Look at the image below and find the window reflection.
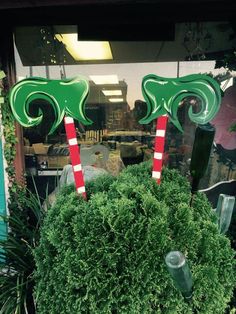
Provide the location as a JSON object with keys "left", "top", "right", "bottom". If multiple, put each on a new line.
{"left": 14, "top": 41, "right": 236, "bottom": 202}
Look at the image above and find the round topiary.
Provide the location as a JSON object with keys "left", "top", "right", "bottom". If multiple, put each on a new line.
{"left": 34, "top": 162, "right": 235, "bottom": 314}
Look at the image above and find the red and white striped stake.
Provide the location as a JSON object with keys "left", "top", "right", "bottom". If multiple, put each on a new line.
{"left": 152, "top": 115, "right": 168, "bottom": 184}
{"left": 64, "top": 116, "right": 86, "bottom": 199}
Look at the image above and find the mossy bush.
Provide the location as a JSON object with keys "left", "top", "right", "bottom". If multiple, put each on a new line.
{"left": 226, "top": 211, "right": 236, "bottom": 313}
{"left": 34, "top": 162, "right": 235, "bottom": 314}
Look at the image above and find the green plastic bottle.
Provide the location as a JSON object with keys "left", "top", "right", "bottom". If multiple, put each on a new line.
{"left": 165, "top": 251, "right": 193, "bottom": 299}
{"left": 216, "top": 194, "right": 235, "bottom": 234}
{"left": 190, "top": 123, "right": 215, "bottom": 193}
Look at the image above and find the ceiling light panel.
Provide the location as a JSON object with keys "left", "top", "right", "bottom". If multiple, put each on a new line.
{"left": 109, "top": 98, "right": 124, "bottom": 102}
{"left": 55, "top": 33, "right": 113, "bottom": 61}
{"left": 102, "top": 90, "right": 122, "bottom": 96}
{"left": 90, "top": 75, "right": 119, "bottom": 85}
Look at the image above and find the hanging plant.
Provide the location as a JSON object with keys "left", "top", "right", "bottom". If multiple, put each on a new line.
{"left": 1, "top": 78, "right": 29, "bottom": 208}
{"left": 1, "top": 89, "right": 18, "bottom": 191}
{"left": 215, "top": 49, "right": 236, "bottom": 72}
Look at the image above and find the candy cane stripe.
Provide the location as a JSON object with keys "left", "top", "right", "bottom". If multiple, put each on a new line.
{"left": 152, "top": 115, "right": 168, "bottom": 185}
{"left": 64, "top": 116, "right": 86, "bottom": 199}
{"left": 74, "top": 170, "right": 85, "bottom": 185}
{"left": 73, "top": 164, "right": 82, "bottom": 172}
{"left": 65, "top": 123, "right": 77, "bottom": 138}
{"left": 152, "top": 171, "right": 161, "bottom": 179}
{"left": 154, "top": 152, "right": 163, "bottom": 160}
{"left": 70, "top": 147, "right": 81, "bottom": 165}
{"left": 68, "top": 138, "right": 78, "bottom": 146}
{"left": 156, "top": 130, "right": 165, "bottom": 137}
{"left": 77, "top": 186, "right": 86, "bottom": 193}
{"left": 64, "top": 116, "right": 74, "bottom": 124}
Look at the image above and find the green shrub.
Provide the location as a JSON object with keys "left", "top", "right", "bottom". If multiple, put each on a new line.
{"left": 226, "top": 211, "right": 236, "bottom": 313}
{"left": 0, "top": 189, "right": 44, "bottom": 314}
{"left": 34, "top": 162, "right": 235, "bottom": 314}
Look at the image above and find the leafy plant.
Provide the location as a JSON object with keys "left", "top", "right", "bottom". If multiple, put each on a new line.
{"left": 34, "top": 162, "right": 235, "bottom": 314}
{"left": 0, "top": 189, "right": 44, "bottom": 314}
{"left": 215, "top": 50, "right": 236, "bottom": 71}
{"left": 0, "top": 69, "right": 45, "bottom": 314}
{"left": 226, "top": 211, "right": 236, "bottom": 313}
{"left": 1, "top": 93, "right": 18, "bottom": 188}
{"left": 229, "top": 123, "right": 236, "bottom": 132}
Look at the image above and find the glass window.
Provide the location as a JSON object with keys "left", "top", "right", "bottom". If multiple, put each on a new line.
{"left": 13, "top": 23, "right": 236, "bottom": 203}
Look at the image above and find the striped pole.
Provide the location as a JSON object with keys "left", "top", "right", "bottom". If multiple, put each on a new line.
{"left": 152, "top": 115, "right": 168, "bottom": 184}
{"left": 64, "top": 116, "right": 86, "bottom": 199}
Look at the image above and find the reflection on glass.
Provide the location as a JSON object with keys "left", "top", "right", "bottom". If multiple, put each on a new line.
{"left": 216, "top": 194, "right": 235, "bottom": 234}
{"left": 190, "top": 123, "right": 215, "bottom": 193}
{"left": 165, "top": 251, "right": 193, "bottom": 299}
{"left": 14, "top": 27, "right": 236, "bottom": 205}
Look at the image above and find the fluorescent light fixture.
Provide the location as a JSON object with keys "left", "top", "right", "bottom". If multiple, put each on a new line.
{"left": 55, "top": 33, "right": 113, "bottom": 61}
{"left": 90, "top": 75, "right": 119, "bottom": 85}
{"left": 17, "top": 76, "right": 26, "bottom": 81}
{"left": 102, "top": 90, "right": 122, "bottom": 96}
{"left": 109, "top": 98, "right": 124, "bottom": 102}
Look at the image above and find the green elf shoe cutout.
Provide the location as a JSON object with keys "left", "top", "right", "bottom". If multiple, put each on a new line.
{"left": 139, "top": 74, "right": 221, "bottom": 185}
{"left": 9, "top": 76, "right": 92, "bottom": 135}
{"left": 9, "top": 76, "right": 93, "bottom": 199}
{"left": 140, "top": 74, "right": 221, "bottom": 132}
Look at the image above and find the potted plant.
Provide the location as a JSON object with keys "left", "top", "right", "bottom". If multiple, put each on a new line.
{"left": 34, "top": 162, "right": 235, "bottom": 313}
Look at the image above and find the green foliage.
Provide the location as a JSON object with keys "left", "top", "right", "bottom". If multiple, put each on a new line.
{"left": 34, "top": 162, "right": 235, "bottom": 314}
{"left": 215, "top": 50, "right": 236, "bottom": 71}
{"left": 228, "top": 211, "right": 236, "bottom": 251}
{"left": 1, "top": 92, "right": 28, "bottom": 208}
{"left": 86, "top": 173, "right": 116, "bottom": 198}
{"left": 226, "top": 211, "right": 236, "bottom": 313}
{"left": 0, "top": 73, "right": 42, "bottom": 314}
{"left": 229, "top": 123, "right": 236, "bottom": 132}
{"left": 0, "top": 189, "right": 44, "bottom": 314}
{"left": 1, "top": 94, "right": 18, "bottom": 186}
{"left": 0, "top": 73, "right": 45, "bottom": 314}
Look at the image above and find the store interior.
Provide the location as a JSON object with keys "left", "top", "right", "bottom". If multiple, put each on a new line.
{"left": 13, "top": 22, "right": 236, "bottom": 200}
